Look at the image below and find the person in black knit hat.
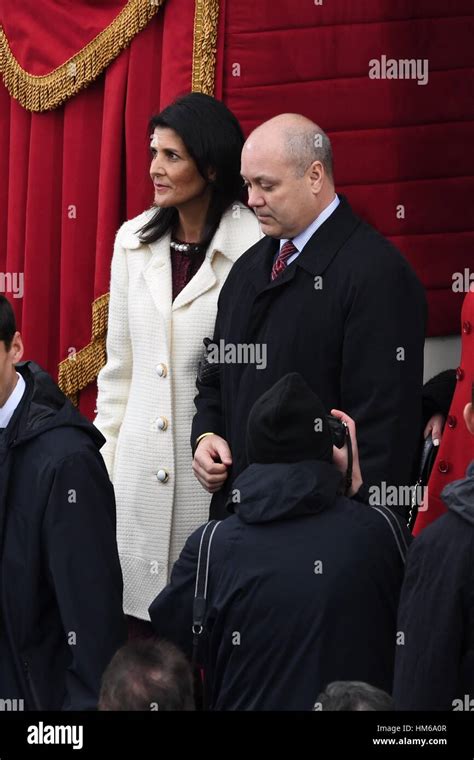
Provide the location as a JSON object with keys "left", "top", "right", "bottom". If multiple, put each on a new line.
{"left": 246, "top": 372, "right": 334, "bottom": 465}
{"left": 149, "top": 372, "right": 410, "bottom": 710}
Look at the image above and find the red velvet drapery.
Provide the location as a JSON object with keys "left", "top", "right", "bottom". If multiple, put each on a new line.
{"left": 0, "top": 0, "right": 197, "bottom": 417}
{"left": 218, "top": 0, "right": 474, "bottom": 337}
{"left": 2, "top": 1, "right": 145, "bottom": 74}
{"left": 1, "top": 0, "right": 472, "bottom": 417}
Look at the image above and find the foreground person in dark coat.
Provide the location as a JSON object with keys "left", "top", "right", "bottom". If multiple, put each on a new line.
{"left": 150, "top": 373, "right": 409, "bottom": 710}
{"left": 393, "top": 389, "right": 474, "bottom": 711}
{"left": 192, "top": 114, "right": 426, "bottom": 520}
{"left": 0, "top": 296, "right": 126, "bottom": 710}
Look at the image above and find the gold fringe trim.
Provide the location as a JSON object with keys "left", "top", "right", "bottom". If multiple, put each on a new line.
{"left": 192, "top": 0, "right": 220, "bottom": 95}
{"left": 0, "top": 0, "right": 163, "bottom": 112}
{"left": 58, "top": 294, "right": 110, "bottom": 406}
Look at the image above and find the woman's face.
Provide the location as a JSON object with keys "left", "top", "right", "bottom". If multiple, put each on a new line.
{"left": 149, "top": 127, "right": 209, "bottom": 209}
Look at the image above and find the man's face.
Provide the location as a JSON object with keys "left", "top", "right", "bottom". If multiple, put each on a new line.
{"left": 0, "top": 333, "right": 23, "bottom": 407}
{"left": 241, "top": 139, "right": 317, "bottom": 239}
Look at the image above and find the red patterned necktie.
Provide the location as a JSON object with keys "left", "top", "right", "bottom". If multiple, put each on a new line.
{"left": 271, "top": 240, "right": 298, "bottom": 281}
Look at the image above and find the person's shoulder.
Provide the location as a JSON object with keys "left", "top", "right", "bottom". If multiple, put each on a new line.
{"left": 220, "top": 222, "right": 268, "bottom": 279}
{"left": 413, "top": 511, "right": 473, "bottom": 554}
{"left": 334, "top": 199, "right": 406, "bottom": 266}
{"left": 220, "top": 201, "right": 260, "bottom": 233}
{"left": 347, "top": 215, "right": 419, "bottom": 279}
{"left": 231, "top": 238, "right": 265, "bottom": 272}
{"left": 212, "top": 202, "right": 262, "bottom": 265}
{"left": 403, "top": 512, "right": 473, "bottom": 591}
{"left": 340, "top": 222, "right": 424, "bottom": 305}
{"left": 31, "top": 423, "right": 102, "bottom": 463}
{"left": 346, "top": 216, "right": 396, "bottom": 259}
{"left": 115, "top": 208, "right": 155, "bottom": 250}
{"left": 336, "top": 497, "right": 410, "bottom": 557}
{"left": 183, "top": 517, "right": 235, "bottom": 561}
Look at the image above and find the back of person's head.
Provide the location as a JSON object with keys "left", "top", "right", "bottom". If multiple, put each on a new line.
{"left": 246, "top": 372, "right": 333, "bottom": 465}
{"left": 315, "top": 681, "right": 393, "bottom": 711}
{"left": 98, "top": 639, "right": 195, "bottom": 711}
{"left": 0, "top": 295, "right": 16, "bottom": 350}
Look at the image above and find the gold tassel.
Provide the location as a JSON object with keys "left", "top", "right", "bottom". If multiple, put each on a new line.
{"left": 0, "top": 0, "right": 163, "bottom": 112}
{"left": 58, "top": 294, "right": 110, "bottom": 406}
{"left": 192, "top": 0, "right": 220, "bottom": 95}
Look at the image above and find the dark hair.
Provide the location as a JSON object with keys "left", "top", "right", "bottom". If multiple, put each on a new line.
{"left": 315, "top": 681, "right": 393, "bottom": 711}
{"left": 139, "top": 92, "right": 245, "bottom": 247}
{"left": 98, "top": 639, "right": 195, "bottom": 711}
{"left": 0, "top": 296, "right": 16, "bottom": 350}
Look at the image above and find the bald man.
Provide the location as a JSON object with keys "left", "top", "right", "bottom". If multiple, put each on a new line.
{"left": 192, "top": 114, "right": 427, "bottom": 518}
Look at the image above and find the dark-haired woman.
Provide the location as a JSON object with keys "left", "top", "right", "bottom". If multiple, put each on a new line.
{"left": 95, "top": 94, "right": 260, "bottom": 627}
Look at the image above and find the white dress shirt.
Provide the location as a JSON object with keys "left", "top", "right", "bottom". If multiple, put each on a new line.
{"left": 0, "top": 372, "right": 26, "bottom": 428}
{"left": 278, "top": 194, "right": 340, "bottom": 264}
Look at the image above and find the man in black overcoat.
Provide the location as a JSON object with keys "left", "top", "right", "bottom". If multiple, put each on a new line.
{"left": 192, "top": 114, "right": 427, "bottom": 519}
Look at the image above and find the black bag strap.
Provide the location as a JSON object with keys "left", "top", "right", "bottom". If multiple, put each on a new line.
{"left": 407, "top": 480, "right": 423, "bottom": 533}
{"left": 407, "top": 435, "right": 437, "bottom": 531}
{"left": 192, "top": 519, "right": 221, "bottom": 670}
{"left": 371, "top": 505, "right": 410, "bottom": 566}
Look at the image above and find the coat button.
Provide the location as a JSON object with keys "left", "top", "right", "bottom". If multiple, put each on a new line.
{"left": 462, "top": 321, "right": 471, "bottom": 334}
{"left": 157, "top": 416, "right": 168, "bottom": 431}
{"left": 156, "top": 469, "right": 169, "bottom": 483}
{"left": 156, "top": 363, "right": 167, "bottom": 378}
{"left": 456, "top": 366, "right": 464, "bottom": 381}
{"left": 447, "top": 415, "right": 457, "bottom": 429}
{"left": 438, "top": 460, "right": 450, "bottom": 474}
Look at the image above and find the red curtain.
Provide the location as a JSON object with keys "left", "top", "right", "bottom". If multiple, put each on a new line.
{"left": 218, "top": 0, "right": 474, "bottom": 337}
{"left": 1, "top": 0, "right": 473, "bottom": 418}
{"left": 1, "top": 1, "right": 144, "bottom": 74}
{"left": 0, "top": 0, "right": 196, "bottom": 417}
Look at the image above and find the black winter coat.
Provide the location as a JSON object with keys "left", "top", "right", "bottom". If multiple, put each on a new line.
{"left": 0, "top": 362, "right": 126, "bottom": 710}
{"left": 393, "top": 461, "right": 474, "bottom": 710}
{"left": 149, "top": 460, "right": 410, "bottom": 710}
{"left": 192, "top": 196, "right": 427, "bottom": 519}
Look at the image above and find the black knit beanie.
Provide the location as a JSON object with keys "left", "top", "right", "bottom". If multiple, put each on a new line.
{"left": 246, "top": 372, "right": 333, "bottom": 465}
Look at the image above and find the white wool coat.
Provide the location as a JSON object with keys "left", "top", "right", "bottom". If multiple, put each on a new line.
{"left": 95, "top": 203, "right": 261, "bottom": 620}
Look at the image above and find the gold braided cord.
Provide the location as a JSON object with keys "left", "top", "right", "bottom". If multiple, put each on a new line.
{"left": 58, "top": 294, "right": 110, "bottom": 406}
{"left": 192, "top": 0, "right": 219, "bottom": 95}
{"left": 0, "top": 0, "right": 163, "bottom": 112}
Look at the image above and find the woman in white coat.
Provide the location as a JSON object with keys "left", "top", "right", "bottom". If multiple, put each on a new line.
{"left": 95, "top": 93, "right": 261, "bottom": 630}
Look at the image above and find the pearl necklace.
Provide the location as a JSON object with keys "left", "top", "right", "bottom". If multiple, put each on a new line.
{"left": 170, "top": 239, "right": 205, "bottom": 254}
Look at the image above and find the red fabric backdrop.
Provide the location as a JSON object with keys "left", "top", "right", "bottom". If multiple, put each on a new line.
{"left": 0, "top": 0, "right": 196, "bottom": 417}
{"left": 1, "top": 0, "right": 138, "bottom": 74}
{"left": 0, "top": 0, "right": 473, "bottom": 418}
{"left": 219, "top": 0, "right": 474, "bottom": 337}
